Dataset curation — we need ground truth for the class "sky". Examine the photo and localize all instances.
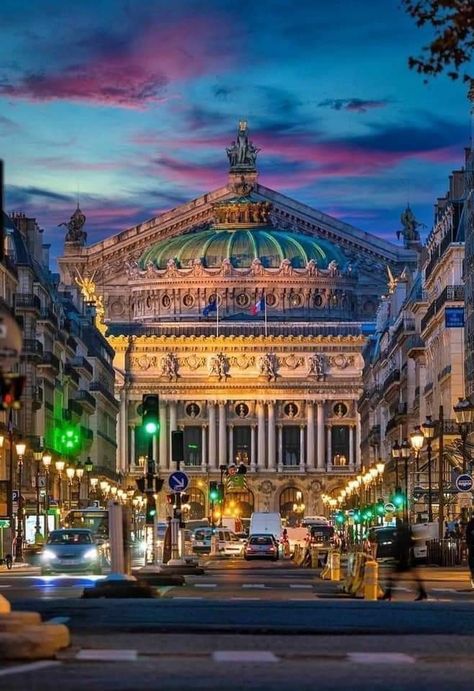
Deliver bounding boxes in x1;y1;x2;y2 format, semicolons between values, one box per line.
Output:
1;0;472;262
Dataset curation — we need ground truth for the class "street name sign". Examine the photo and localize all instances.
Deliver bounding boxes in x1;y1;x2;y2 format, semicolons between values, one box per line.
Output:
455;474;473;492
168;471;189;493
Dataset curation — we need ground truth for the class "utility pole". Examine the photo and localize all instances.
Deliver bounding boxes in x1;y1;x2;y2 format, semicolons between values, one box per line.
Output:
438;405;445;542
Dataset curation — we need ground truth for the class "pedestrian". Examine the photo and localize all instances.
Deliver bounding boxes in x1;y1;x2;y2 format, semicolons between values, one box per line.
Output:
465;515;474;589
382;520;427;601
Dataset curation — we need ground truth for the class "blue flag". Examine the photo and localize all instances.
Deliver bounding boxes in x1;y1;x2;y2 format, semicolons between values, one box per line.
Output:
203;298;217;317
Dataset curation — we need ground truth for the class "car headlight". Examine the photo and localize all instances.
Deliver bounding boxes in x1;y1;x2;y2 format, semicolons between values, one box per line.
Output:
42;549;57;561
83;548;98;560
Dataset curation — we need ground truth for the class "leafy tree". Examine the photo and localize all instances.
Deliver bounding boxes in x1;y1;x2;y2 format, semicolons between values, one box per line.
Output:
402;0;474;81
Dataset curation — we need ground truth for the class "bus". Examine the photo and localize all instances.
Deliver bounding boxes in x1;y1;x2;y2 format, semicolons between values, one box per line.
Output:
62;507;109;541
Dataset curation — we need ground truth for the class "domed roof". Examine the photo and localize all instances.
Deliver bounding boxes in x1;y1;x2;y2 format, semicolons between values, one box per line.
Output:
139;225;346;271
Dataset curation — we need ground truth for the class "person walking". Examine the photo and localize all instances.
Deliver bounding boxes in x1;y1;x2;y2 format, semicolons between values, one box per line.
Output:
465;516;474;589
382;520;427;601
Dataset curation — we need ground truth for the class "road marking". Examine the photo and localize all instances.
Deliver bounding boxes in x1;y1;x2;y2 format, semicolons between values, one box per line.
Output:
290;584;312;589
171;596;204;600
0;584;11;588
213;651;279;663
391;587;411;592
0;661;61;678
431;588;456;593
348;653;415;665
231;597;261;600
46;616;70;625
76;650;138;661
194;583;218;588
242;584;265;589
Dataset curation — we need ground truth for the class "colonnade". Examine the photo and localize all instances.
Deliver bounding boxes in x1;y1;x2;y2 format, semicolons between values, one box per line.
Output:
118;397;360;474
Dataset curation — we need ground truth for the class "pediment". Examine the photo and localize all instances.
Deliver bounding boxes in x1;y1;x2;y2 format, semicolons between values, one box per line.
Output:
58;180;416;289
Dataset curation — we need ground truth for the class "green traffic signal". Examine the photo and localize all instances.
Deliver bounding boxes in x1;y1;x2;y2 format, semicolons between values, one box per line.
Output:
209;481;219;501
142;394;159;435
392;489;405;509
144;420;159;434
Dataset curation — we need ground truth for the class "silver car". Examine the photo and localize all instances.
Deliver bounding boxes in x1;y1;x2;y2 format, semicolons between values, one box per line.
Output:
41;529;102;575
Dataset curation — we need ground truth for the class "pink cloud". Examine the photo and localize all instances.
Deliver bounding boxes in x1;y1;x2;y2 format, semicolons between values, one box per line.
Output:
0;17;233;108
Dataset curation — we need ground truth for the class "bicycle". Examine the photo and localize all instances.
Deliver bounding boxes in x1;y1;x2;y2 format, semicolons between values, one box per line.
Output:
0;554;13;569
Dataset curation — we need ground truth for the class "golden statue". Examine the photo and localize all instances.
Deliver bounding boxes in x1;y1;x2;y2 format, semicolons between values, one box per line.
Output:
75;269;106;333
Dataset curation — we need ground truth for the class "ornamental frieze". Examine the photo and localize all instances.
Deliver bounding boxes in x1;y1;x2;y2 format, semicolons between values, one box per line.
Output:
281;354;304;370
229;354;256;369
328;354;355;369
181;354;206;370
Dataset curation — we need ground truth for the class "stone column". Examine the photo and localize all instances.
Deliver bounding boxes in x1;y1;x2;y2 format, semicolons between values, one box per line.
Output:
229;424;234;466
306;401;315;469
208;402;217;469
169;401;177;470
349;425;354;468
299;426;305;468
355;412;361;469
327;426;332;469
218;401;227;466
159;400;168;471
317;402;325;469
201;424;207;469
277;424;283;471
129;424;135;467
251;425;257;471
267;401;276;470
256;401;266;470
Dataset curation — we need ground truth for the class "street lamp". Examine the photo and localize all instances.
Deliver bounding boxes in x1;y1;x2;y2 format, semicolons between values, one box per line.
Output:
66;465;75;510
391;441;401;492
75;462;84;508
33;449;44;541
14;441;26;563
55;459;65;516
42;452;52;537
421;415;436;522
453;397;474;525
84;457;93;502
400;439;411;524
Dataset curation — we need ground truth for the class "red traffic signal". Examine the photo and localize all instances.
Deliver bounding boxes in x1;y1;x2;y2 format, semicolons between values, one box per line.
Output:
0;373;25;410
166;493;175;505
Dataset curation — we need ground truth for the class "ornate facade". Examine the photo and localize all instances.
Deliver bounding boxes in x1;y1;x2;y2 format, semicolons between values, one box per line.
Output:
59;122;416;520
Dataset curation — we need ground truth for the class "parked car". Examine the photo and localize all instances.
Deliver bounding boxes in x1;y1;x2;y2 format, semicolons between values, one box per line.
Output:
40;529;103;575
191;528;244;556
244;534;279;561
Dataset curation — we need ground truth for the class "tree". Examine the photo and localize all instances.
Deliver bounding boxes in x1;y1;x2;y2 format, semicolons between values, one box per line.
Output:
402;1;474;81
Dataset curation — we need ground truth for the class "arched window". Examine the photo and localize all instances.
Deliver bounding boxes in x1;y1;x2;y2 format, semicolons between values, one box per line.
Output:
187;486;205;520
279;487;305;525
224;489;254;519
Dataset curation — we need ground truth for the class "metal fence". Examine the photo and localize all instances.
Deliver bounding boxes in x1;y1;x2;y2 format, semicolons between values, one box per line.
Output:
427;538;464;566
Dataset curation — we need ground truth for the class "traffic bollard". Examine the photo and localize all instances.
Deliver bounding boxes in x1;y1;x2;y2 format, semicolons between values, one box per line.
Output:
330;551;341;581
210;534;218;556
310;545;319;568
364;559;379;600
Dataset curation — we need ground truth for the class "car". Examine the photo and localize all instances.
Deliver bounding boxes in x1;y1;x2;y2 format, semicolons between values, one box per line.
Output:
244;534;279;561
366;526;398;560
192;528;245;557
40;529;103;575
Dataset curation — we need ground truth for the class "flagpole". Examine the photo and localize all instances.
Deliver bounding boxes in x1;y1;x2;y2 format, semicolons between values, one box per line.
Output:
216;294;219;338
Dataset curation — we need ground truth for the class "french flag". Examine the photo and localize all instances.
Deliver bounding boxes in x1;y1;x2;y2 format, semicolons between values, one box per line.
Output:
251;294;265;315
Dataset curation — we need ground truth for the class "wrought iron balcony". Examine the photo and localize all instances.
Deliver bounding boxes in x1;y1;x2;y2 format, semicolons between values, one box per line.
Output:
37;351;60;373
21;339;43;359
72;389;96;412
70;355;93;377
89;381;120;409
382;369;400;393
14;293;41;311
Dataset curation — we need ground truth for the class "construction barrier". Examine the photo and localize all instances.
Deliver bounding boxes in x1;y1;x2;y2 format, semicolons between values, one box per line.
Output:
310;546;319;568
363;559;379;600
341;551;384;598
330;551;341;581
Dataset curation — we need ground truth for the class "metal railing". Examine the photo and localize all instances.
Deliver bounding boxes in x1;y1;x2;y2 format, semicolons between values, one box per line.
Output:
14;293;41;311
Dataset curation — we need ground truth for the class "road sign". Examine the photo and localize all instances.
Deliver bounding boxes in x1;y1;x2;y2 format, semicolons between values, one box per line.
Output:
384;502;396;513
12;490;19;503
168;471;189;493
455;474;473;492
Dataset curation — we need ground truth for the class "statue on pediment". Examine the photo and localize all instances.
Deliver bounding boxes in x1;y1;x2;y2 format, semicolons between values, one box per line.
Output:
397;205;422;246
279;258;293;276
125;259;140;278
308;353;325;380
251;257;264;275
227;121;260;171
221;258;233;276
161;352;179;381
306;259;318;276
259;352;279;381
209;352;230;381
327;260;338;276
59;204;87;244
166;258;179;276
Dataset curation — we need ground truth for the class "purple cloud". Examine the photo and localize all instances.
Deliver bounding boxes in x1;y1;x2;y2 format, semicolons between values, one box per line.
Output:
319;98;390;113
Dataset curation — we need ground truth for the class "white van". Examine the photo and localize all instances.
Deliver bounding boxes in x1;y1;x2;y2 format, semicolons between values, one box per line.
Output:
249;512;282;541
412;522;438;562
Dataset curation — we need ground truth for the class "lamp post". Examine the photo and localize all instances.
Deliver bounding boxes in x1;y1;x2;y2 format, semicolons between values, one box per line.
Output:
391;441;401;492
453;397;474;525
84;457;93;503
33;449;43;541
14;441;26;563
75;462;84;508
400;439;411;524
421;415;436;523
55;459;65;516
42;452;52;537
66;466;75;509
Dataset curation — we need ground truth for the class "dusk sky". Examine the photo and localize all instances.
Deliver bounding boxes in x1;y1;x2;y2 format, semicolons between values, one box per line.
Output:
1;0;472;262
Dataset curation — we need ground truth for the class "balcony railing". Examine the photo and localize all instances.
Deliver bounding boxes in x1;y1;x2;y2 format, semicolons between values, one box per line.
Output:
89;381;120;409
38;307;58;327
438;364;452;381
382;369;400;393
70;355;93;377
21;339;43;357
421;285;464;332
37;351;60;372
406;335;424;355
68;399;83;418
73;389;96;410
14;293;41;311
64;363;81;386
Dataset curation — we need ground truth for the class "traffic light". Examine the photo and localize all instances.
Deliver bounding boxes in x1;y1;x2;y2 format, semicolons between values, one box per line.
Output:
335;511;345;525
376;500;385;517
0;373;25;410
142;394;159;435
217;482;225;502
136;477;146;493
209;481;219;501
166;493;175;505
145;495;156;524
171;430;184;463
392;488;405;510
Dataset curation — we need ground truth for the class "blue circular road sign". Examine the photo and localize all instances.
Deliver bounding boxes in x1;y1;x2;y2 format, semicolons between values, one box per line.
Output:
168;471;189;493
455;474;473;492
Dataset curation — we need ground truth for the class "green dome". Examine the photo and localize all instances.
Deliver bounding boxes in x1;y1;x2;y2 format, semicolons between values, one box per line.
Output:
139;226;346;270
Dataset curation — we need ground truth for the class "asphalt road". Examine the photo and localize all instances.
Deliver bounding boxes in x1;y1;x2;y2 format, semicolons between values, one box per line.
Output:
2;559;474;690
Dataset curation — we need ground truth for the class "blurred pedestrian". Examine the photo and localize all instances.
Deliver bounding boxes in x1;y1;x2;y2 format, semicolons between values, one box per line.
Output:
382;520;427;601
465;516;474;589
